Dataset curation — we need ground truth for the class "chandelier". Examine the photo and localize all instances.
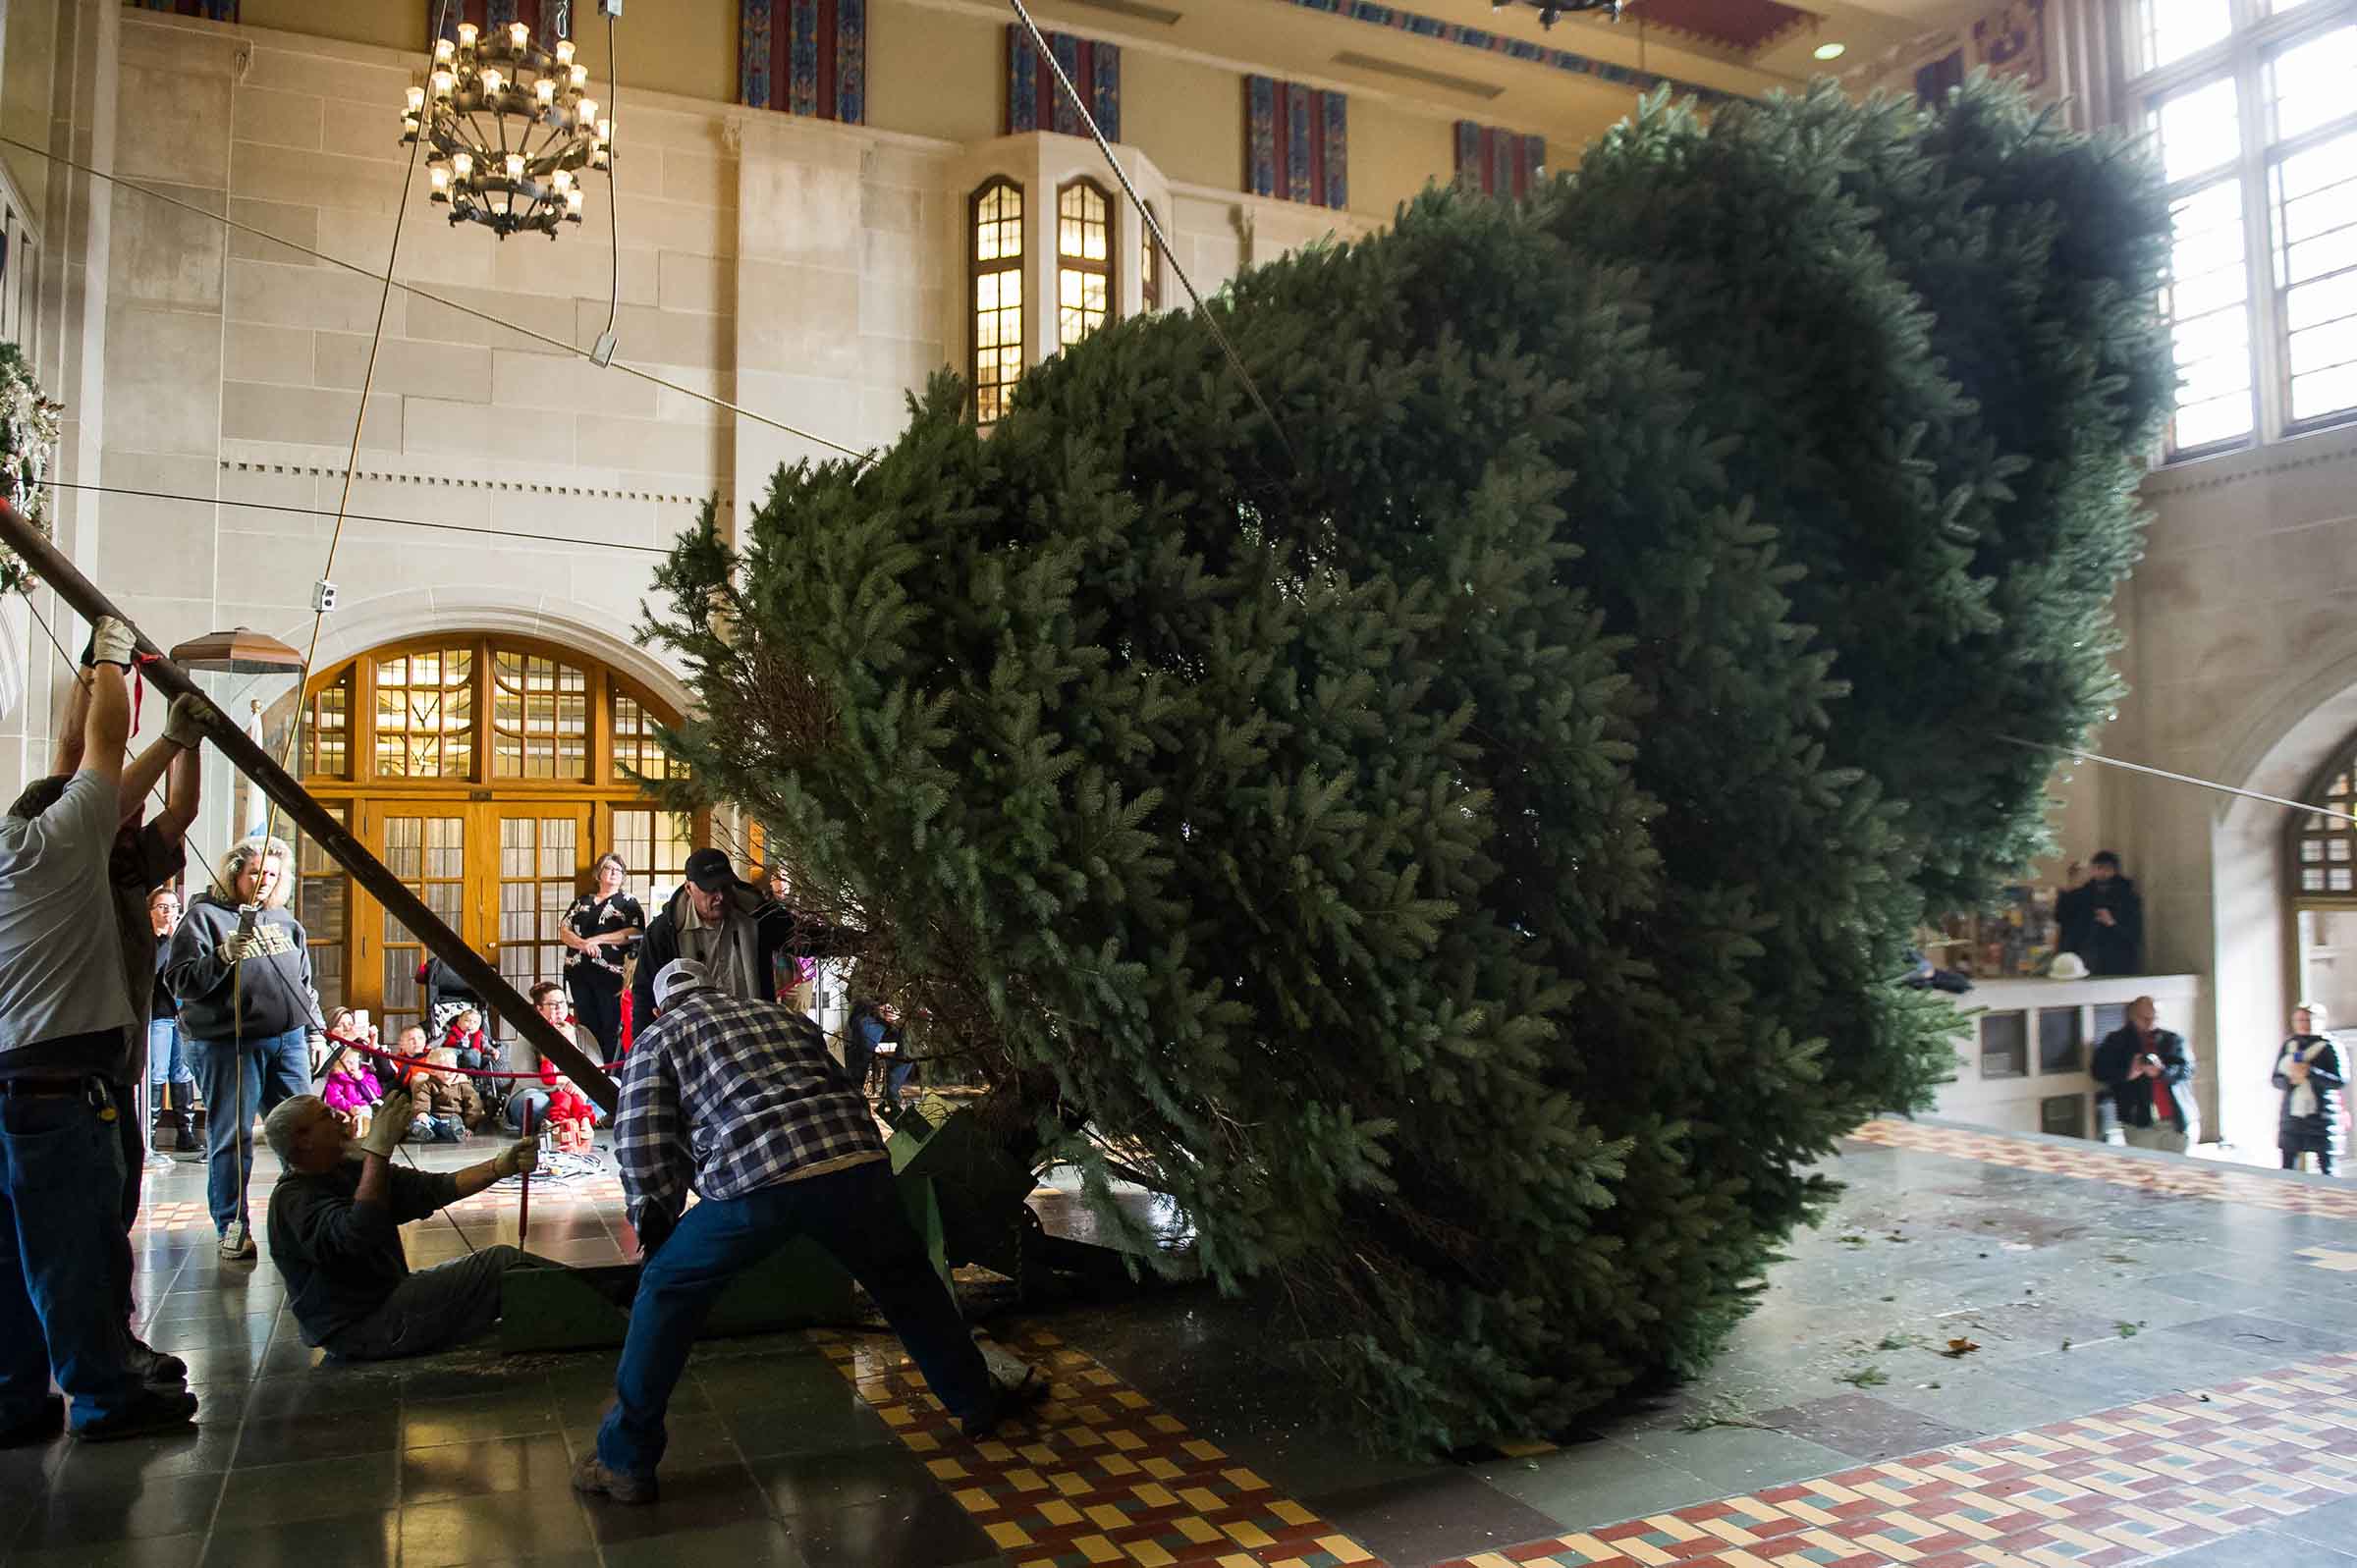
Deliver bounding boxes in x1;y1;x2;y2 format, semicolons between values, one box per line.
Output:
402;19;611;240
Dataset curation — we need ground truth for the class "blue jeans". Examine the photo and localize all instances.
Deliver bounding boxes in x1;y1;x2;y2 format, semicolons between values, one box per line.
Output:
187;1027;310;1234
146;1018;193;1090
409;1115;466;1144
505;1089;551;1133
1;1085;147;1430
597;1162;991;1476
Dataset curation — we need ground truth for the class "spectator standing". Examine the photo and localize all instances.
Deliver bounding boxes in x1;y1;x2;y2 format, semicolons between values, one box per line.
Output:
2092;995;2197;1153
0;620;199;1440
630;848;851;1025
146;889;195;1152
2275;1003;2344;1176
167;837;323;1260
263;1089;543;1360
562;853;643;1059
2056;851;2145;977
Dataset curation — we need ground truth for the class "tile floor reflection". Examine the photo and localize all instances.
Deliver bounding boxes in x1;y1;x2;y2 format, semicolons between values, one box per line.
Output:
2;1118;2351;1567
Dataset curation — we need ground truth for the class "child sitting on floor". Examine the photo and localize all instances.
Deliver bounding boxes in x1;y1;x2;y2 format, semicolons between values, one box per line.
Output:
320;1049;385;1142
544;1075;596;1156
406;1049;486;1142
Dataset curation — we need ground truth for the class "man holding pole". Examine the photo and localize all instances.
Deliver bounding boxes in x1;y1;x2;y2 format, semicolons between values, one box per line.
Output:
51;653;208;1384
0;618;200;1442
261;1087;546;1360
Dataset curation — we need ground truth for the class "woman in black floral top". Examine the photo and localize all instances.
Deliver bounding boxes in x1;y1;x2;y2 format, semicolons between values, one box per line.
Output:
562;852;644;1058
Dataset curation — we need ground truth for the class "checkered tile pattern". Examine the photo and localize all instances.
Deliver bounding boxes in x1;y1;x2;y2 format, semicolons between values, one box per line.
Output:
2298;1246;2357;1272
1432;1354;2357;1568
1850;1118;2357;1221
815;1326;1384;1567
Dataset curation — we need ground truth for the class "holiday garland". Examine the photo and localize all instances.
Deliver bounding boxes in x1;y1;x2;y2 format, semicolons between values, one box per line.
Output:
0;341;61;596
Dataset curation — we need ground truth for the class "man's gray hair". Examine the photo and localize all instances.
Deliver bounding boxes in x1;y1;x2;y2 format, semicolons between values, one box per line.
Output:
263;1094;327;1165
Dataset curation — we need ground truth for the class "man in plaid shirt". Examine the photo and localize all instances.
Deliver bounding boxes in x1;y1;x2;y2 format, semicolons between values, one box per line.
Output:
576;959;1030;1503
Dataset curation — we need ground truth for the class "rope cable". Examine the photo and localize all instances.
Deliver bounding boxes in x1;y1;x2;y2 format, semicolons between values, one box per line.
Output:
36;477;677;555
0;131;874;463
1006;0;1300;472
265;0;449;844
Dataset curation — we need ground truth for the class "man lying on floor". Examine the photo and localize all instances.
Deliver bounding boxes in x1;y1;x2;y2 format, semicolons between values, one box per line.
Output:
262;1087;547;1360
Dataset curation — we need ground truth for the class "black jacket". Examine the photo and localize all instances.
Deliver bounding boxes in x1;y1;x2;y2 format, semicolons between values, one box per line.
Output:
629;881;858;1027
2274;1034;2346;1154
2056;876;2144;976
167;892;322;1043
2092;1024;2195;1134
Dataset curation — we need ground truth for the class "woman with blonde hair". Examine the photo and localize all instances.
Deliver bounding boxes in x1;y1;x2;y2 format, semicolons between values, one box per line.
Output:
163;835;322;1260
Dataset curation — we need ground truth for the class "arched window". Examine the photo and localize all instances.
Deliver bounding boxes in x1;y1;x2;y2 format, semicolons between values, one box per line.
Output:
279;634;700;1044
1057;177;1113;351
970;178;1025;424
1139;199;1160;314
2287;739;2357;1028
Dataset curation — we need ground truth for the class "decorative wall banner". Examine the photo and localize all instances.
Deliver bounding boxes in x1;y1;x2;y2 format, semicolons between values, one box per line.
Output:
430;0;573;38
1453;122;1545;200
1914;47;1965;106
740;0;867;125
1006;26;1122;140
1973;0;2048;90
127;0;239;20
1280;0;1744;110
1244;76;1346;211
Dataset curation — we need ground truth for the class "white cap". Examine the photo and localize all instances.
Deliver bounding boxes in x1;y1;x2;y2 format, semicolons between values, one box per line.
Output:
652;958;711;1010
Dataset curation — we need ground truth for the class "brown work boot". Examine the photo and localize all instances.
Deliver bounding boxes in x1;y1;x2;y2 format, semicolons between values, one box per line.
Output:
571;1452;657;1505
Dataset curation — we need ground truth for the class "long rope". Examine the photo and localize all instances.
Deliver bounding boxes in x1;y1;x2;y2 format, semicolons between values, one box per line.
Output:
0;131;874;464
1992;734;2357;827
37;477;675;555
268;0;448;840
1006;0;1299;472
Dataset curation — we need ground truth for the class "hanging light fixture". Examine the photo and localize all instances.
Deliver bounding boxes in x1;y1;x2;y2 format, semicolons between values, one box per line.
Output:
403;16;611;240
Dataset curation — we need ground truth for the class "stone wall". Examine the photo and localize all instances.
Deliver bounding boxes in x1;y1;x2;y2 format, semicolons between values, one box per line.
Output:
0;7;1375;828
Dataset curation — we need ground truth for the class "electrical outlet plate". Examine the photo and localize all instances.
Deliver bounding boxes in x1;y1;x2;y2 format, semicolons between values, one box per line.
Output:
590;330;619;367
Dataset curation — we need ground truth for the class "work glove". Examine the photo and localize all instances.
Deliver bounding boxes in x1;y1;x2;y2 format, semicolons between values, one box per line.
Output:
162;693;207;751
494;1139;539;1179
89;616;137;669
356;1089;412;1158
631;1204;677;1259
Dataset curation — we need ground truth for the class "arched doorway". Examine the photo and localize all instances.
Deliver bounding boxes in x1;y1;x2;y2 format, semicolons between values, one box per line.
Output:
276;633;704;1046
2285;742;2357;1033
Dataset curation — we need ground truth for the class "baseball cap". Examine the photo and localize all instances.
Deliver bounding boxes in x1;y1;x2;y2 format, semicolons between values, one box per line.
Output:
652;958;712;1010
684;847;736;892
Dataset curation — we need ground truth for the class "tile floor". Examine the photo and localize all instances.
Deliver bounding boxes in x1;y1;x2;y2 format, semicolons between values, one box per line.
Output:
2;1116;2351;1568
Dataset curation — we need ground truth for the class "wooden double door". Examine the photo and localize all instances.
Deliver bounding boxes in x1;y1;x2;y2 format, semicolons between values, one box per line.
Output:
355;797;594;1046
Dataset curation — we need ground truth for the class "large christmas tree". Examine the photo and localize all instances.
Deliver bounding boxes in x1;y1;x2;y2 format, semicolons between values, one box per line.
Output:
644;81;2169;1450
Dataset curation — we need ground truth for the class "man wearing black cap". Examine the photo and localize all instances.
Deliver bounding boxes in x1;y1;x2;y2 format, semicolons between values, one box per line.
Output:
629;847;840;1026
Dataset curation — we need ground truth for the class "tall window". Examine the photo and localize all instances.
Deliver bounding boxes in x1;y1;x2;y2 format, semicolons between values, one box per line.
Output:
1058;178;1113;351
1140;200;1160;314
971;179;1025;425
373;644;475;779
491;649;589;782
2287;730;2357;1037
2138;0;2357;458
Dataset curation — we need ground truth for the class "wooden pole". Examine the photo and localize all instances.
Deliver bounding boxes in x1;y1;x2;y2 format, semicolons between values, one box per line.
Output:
0;502;618;1111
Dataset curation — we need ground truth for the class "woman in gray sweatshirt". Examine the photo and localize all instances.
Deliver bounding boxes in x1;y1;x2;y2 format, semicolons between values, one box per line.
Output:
166;836;322;1260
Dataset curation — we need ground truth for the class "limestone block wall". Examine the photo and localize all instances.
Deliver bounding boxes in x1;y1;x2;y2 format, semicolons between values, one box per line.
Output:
6;8;1378;822
2093;421;2357;1155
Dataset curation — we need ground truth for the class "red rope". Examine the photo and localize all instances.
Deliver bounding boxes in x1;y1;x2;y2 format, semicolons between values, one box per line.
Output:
331;1035;625;1083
